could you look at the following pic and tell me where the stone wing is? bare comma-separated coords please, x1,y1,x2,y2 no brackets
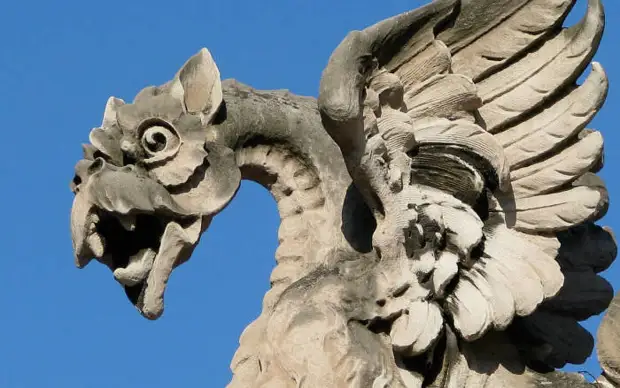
319,0,615,370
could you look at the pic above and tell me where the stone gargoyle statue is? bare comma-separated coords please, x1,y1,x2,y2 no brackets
69,0,620,386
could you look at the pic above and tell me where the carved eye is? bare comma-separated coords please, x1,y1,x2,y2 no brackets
139,120,180,159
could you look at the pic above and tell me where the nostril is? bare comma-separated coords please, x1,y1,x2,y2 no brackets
376,299,386,307
70,175,83,193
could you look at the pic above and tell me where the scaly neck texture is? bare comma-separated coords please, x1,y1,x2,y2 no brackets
211,80,376,387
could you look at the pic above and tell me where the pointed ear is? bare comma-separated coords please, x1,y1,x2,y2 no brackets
102,96,125,128
175,48,223,123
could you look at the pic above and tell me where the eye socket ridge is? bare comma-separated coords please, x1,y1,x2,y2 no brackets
138,118,181,158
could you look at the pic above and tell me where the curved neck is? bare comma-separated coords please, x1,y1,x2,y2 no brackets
214,80,361,290
214,80,375,257
235,142,327,286
216,80,351,207
213,81,377,388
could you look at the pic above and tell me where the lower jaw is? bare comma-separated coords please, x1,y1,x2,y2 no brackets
110,218,203,320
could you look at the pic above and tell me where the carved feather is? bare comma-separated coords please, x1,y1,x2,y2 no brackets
514,311,594,367
492,186,603,232
478,254,543,317
376,108,414,144
414,120,510,189
465,268,516,330
435,205,484,256
510,131,603,198
410,150,485,206
369,70,404,105
541,270,613,320
556,223,617,273
390,301,443,356
438,0,542,52
482,230,547,313
449,0,575,82
513,230,561,258
476,0,604,132
393,40,451,90
404,74,481,121
495,63,608,169
432,251,459,297
372,0,458,71
446,276,493,341
484,221,563,298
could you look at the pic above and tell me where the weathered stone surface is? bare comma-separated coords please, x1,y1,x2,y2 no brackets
69,0,617,386
599,292,620,387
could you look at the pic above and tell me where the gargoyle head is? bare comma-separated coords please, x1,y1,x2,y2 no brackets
70,48,240,319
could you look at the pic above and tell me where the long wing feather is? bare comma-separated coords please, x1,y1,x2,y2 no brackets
541,271,613,320
476,0,604,132
438,0,570,51
495,63,608,169
557,222,616,273
447,0,575,82
492,186,603,232
510,130,603,198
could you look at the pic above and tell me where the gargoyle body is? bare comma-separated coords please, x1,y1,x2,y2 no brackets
69,0,620,386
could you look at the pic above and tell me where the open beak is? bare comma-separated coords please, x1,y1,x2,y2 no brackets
70,158,204,319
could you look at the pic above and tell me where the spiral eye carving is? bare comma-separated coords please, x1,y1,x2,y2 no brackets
139,120,180,160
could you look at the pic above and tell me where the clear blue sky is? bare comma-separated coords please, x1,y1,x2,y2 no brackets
0,0,618,386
